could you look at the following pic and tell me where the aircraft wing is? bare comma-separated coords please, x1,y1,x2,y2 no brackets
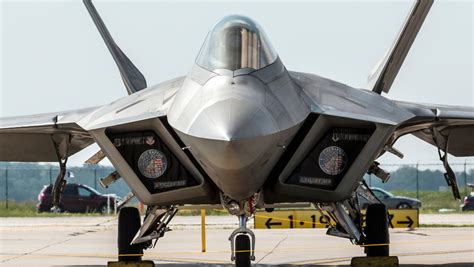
0,77,184,162
391,101,474,157
0,107,97,162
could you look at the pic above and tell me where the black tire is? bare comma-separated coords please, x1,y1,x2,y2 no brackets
235,234,251,267
98,204,112,214
396,202,411,209
50,205,63,213
118,207,143,261
364,203,389,257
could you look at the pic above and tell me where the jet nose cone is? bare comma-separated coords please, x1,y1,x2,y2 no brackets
177,124,296,200
167,74,305,200
188,98,278,141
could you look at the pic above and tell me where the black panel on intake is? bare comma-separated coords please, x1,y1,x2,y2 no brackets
286,128,373,190
107,131,198,194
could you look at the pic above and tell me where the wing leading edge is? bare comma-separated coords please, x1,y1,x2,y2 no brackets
0,107,97,162
391,101,474,157
0,77,184,162
390,100,474,200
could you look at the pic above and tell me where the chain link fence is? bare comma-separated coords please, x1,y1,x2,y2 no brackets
0,164,129,208
365,162,473,198
0,162,473,209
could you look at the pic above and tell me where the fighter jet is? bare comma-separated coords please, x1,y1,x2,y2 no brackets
1,0,472,265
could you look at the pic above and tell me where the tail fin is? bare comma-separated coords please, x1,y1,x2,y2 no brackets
368,0,433,94
83,0,147,95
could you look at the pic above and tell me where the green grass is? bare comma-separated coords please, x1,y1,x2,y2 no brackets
391,190,466,213
0,200,229,217
177,209,227,216
2,190,471,217
0,201,113,217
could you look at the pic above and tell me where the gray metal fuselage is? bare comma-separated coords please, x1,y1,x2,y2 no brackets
168,59,309,200
138,57,406,204
85,57,413,206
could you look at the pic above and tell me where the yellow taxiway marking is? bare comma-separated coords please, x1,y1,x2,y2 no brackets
0,249,474,265
1,237,472,260
254,209,419,229
118,254,144,257
293,249,474,265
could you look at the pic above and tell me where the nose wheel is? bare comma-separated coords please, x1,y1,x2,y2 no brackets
229,215,255,267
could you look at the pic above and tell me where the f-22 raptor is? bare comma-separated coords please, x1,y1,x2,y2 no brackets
1,0,472,265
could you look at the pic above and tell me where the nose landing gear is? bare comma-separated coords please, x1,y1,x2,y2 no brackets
229,215,255,267
221,192,259,266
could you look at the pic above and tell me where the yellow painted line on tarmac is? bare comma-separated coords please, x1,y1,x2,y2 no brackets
1,237,472,262
4,249,472,266
293,257,353,265
0,253,229,264
292,249,474,265
0,238,470,261
396,249,474,258
148,257,229,264
0,253,115,260
0,249,474,265
118,253,144,257
1,236,472,258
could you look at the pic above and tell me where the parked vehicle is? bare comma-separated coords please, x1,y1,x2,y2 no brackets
359,187,421,209
461,193,474,211
37,183,118,213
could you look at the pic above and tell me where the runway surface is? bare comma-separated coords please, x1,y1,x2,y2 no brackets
0,215,473,266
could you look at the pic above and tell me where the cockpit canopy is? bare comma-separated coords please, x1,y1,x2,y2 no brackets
196,15,277,72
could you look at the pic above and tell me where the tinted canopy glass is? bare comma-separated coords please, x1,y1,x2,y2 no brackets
196,15,277,71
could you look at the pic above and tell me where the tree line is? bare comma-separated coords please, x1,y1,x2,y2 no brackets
0,162,472,202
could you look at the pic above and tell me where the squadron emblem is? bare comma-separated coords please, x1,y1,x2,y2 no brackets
138,149,168,178
318,146,348,176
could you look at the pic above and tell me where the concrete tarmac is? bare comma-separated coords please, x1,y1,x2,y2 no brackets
0,216,473,266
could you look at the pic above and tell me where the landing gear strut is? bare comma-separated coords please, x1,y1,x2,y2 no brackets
320,184,391,259
221,192,258,267
50,134,70,213
113,206,177,266
110,207,155,266
229,215,255,267
357,183,390,256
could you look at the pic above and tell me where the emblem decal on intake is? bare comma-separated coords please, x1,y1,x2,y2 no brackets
318,146,348,176
138,149,168,178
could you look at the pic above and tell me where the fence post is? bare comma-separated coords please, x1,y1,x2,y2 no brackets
94,168,97,190
464,160,468,197
416,162,419,199
5,167,8,210
107,195,110,215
